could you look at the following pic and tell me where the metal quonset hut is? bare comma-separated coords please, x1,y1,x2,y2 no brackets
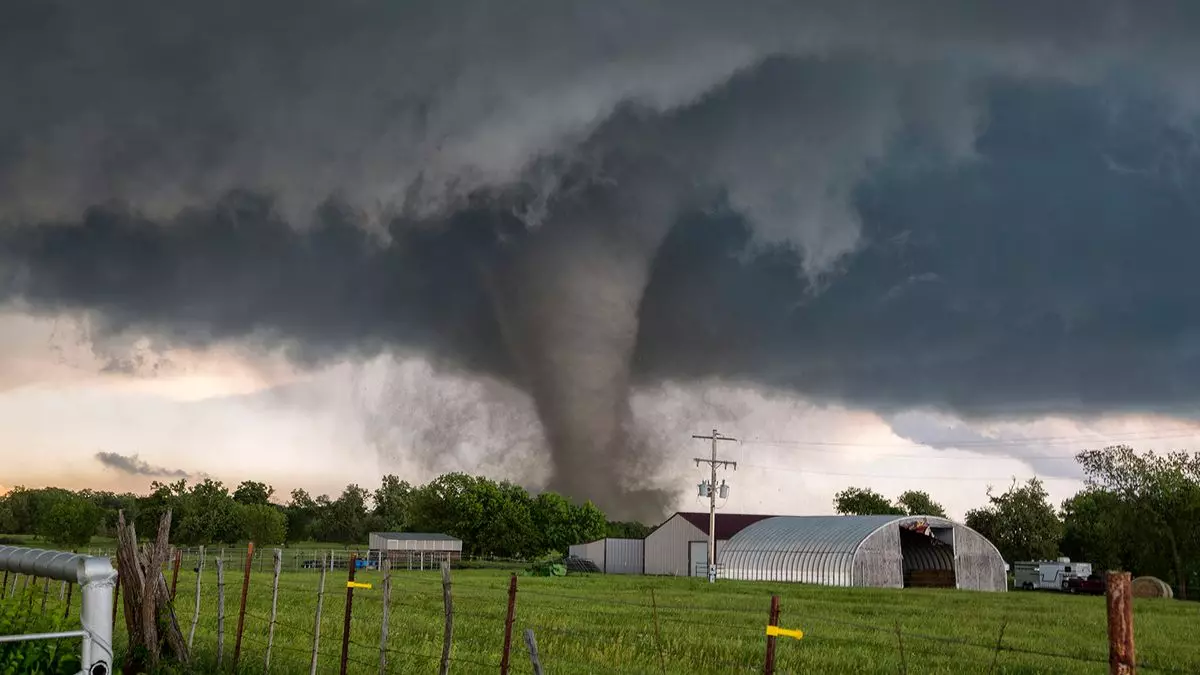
720,515,1007,591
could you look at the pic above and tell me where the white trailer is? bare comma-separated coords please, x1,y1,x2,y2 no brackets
1014,558,1093,591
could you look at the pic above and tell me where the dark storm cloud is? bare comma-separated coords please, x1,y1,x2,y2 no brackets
636,83,1200,415
95,451,190,478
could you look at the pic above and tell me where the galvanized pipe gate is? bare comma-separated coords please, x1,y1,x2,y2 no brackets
0,546,117,675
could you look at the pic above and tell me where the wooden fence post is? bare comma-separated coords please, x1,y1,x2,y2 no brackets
379,560,392,675
40,577,50,613
339,554,358,675
233,542,256,669
63,581,73,619
523,629,543,675
310,554,328,675
265,549,282,673
764,594,780,675
1,571,6,598
500,574,518,675
1107,571,1136,675
216,557,226,669
170,548,183,602
439,560,454,675
188,546,205,650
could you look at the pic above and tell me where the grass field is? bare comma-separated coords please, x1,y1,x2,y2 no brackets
5,565,1200,674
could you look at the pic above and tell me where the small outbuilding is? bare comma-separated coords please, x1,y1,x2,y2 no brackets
720,515,1007,591
644,512,773,576
368,532,463,566
567,538,644,574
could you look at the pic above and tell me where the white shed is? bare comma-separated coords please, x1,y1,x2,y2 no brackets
567,538,644,574
368,532,463,565
643,512,771,577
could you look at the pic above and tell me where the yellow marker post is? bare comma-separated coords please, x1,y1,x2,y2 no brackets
346,581,373,589
766,625,803,640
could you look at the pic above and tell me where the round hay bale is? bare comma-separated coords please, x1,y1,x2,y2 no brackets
1131,576,1173,599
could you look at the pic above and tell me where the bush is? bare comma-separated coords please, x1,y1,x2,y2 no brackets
0,592,82,675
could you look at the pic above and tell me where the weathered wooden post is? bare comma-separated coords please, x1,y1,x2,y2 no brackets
500,573,518,674
764,594,780,675
1107,571,1136,675
233,542,256,669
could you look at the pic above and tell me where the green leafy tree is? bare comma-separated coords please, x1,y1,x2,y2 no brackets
40,494,103,548
0,498,15,533
284,488,319,543
1075,446,1200,599
569,501,607,547
173,479,239,545
532,492,576,554
895,490,948,517
1060,488,1138,573
965,477,1062,564
233,481,275,506
372,475,413,531
606,521,652,539
834,487,904,515
234,503,287,544
314,484,370,544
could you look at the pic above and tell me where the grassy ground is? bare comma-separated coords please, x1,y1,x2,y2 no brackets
5,566,1199,674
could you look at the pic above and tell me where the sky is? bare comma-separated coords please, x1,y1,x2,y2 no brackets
4,1,1200,522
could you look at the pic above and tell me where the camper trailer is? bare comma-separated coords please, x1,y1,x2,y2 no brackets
1014,558,1093,591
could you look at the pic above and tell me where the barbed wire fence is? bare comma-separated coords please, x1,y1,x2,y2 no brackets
3,548,1198,674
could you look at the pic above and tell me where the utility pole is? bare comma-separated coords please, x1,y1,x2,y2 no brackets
693,428,737,583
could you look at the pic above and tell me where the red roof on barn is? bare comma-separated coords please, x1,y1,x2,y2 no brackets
672,512,774,540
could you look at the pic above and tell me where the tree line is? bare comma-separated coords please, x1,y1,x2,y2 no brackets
0,472,611,560
2,445,1196,596
832,446,1200,598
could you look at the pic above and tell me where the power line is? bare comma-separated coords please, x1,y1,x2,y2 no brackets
736,462,1082,482
745,427,1200,451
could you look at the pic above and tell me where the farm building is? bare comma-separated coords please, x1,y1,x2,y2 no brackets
719,515,1007,591
367,532,463,566
567,538,644,574
644,512,772,576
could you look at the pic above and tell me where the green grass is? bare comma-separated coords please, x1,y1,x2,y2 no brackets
5,566,1200,674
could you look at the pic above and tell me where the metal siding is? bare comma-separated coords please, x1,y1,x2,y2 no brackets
855,523,904,588
722,515,1005,592
569,540,607,570
723,515,898,585
949,524,1008,592
604,539,644,574
645,514,707,576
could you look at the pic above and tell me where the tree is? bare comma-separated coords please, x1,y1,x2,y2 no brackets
233,481,275,506
532,492,576,555
834,487,904,515
965,477,1061,564
895,490,947,518
1060,488,1138,573
569,501,607,548
372,475,413,531
0,498,15,533
40,494,103,548
234,503,287,544
1075,446,1200,599
284,489,319,544
314,484,370,544
173,479,239,545
606,521,652,539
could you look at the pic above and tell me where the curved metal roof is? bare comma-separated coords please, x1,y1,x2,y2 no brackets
719,515,963,586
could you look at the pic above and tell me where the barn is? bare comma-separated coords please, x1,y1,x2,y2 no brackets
719,515,1007,591
644,512,772,576
567,538,644,574
367,532,463,567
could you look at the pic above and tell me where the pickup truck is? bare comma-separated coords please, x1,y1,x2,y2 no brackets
1065,574,1106,595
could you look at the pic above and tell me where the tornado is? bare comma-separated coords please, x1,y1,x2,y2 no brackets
486,166,681,518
